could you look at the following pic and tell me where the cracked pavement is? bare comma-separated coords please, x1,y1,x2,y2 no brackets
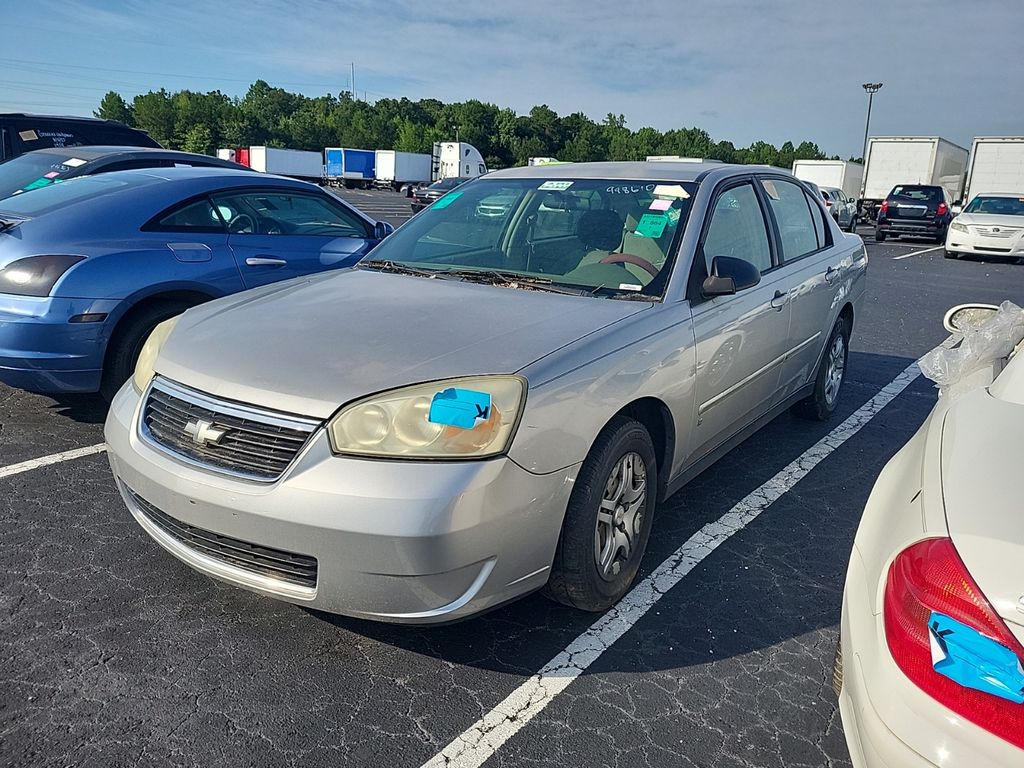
3,231,1024,767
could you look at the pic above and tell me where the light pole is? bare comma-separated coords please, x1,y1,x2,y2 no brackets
860,82,883,199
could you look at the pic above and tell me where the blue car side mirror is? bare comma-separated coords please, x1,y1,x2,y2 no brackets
374,221,395,240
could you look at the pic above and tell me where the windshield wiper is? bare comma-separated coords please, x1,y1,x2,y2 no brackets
440,269,588,295
358,259,440,278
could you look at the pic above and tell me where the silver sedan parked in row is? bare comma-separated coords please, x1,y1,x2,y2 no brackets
105,162,867,623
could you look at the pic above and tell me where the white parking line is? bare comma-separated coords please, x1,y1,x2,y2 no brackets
421,356,930,768
893,245,944,260
0,443,107,480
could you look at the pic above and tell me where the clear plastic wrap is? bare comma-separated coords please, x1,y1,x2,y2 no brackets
919,301,1024,398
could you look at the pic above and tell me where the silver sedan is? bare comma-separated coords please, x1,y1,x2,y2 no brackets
105,161,867,623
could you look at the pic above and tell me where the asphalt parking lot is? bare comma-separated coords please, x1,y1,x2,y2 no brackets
4,192,1024,768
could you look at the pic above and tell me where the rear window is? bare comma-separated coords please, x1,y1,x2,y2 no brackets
0,173,157,217
3,118,159,157
0,151,91,198
889,185,942,203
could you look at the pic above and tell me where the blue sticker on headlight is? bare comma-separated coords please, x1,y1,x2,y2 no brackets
428,388,491,429
929,611,1024,704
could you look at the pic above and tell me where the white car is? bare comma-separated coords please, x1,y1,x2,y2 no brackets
838,303,1024,767
945,193,1024,259
820,185,859,232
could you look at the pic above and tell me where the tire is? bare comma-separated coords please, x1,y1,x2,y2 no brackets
792,316,848,421
944,250,959,259
100,300,192,400
874,229,886,242
933,228,947,244
544,416,658,612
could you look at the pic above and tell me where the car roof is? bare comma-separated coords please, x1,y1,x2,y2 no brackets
487,160,780,182
26,146,227,162
0,112,132,125
972,192,1024,198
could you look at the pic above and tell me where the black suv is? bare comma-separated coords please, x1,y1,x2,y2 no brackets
875,184,952,243
0,114,160,163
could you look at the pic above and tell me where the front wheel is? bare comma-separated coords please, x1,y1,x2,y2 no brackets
792,317,848,421
874,229,886,242
100,300,191,400
944,250,959,259
544,416,657,612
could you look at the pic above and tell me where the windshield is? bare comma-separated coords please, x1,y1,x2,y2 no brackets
963,195,1024,216
0,152,91,199
0,172,156,217
366,177,696,296
430,178,464,190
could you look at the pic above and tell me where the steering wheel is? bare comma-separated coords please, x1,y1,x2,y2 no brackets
600,252,659,277
228,213,255,234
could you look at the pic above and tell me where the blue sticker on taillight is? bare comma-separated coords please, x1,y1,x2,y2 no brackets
929,611,1024,704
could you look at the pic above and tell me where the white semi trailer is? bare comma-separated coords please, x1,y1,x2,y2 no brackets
963,137,1024,204
248,146,323,181
861,137,968,219
792,159,863,201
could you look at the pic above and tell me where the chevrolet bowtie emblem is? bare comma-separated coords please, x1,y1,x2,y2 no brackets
183,419,228,447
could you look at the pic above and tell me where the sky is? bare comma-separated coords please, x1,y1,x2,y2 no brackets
2,0,1022,158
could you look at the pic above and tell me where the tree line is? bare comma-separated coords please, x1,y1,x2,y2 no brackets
96,81,843,169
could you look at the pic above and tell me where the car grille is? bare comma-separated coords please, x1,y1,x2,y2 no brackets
141,378,320,482
973,226,1020,239
126,486,318,589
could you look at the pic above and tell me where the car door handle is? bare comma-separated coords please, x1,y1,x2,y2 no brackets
770,289,788,310
245,257,287,267
825,266,840,283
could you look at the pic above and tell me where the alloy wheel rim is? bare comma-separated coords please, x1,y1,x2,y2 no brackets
824,334,845,405
595,451,647,580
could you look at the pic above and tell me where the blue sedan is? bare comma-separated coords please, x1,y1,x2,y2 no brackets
0,167,392,396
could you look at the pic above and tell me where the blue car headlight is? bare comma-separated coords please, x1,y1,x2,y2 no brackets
0,255,84,296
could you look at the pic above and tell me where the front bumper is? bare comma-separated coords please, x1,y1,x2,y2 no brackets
0,294,118,392
945,229,1024,258
839,547,1020,768
104,381,578,624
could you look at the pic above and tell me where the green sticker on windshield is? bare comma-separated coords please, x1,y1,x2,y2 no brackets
432,190,464,209
22,177,55,192
635,212,668,238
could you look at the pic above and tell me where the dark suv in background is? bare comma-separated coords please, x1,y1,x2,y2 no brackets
875,184,952,243
0,113,160,162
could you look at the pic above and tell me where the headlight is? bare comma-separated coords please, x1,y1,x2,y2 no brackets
950,221,969,233
0,255,84,296
328,376,526,459
132,316,181,393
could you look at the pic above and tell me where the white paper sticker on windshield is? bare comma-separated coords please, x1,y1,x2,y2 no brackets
653,184,690,199
618,283,642,291
63,158,88,167
539,180,573,191
18,130,38,141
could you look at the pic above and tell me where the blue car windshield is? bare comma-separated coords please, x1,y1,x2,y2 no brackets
367,177,697,297
0,172,157,217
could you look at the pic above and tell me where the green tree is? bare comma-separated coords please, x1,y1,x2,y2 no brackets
95,91,134,125
181,124,213,155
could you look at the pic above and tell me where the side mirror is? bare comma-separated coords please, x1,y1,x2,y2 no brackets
943,303,1000,334
848,197,856,204
373,221,395,240
702,255,761,298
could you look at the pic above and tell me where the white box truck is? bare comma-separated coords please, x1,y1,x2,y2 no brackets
248,146,323,180
432,142,487,181
861,137,968,219
375,150,431,189
963,137,1024,204
791,160,863,201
